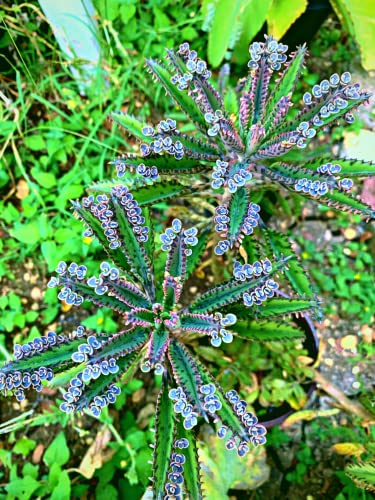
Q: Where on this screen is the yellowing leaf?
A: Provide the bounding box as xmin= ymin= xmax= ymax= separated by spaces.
xmin=75 ymin=428 xmax=114 ymax=479
xmin=331 ymin=442 xmax=366 ymax=456
xmin=16 ymin=180 xmax=30 ymax=200
xmin=267 ymin=0 xmax=308 ymax=39
xmin=282 ymin=408 xmax=340 ymax=427
xmin=233 ymin=0 xmax=273 ymax=64
xmin=330 ymin=0 xmax=375 ymax=71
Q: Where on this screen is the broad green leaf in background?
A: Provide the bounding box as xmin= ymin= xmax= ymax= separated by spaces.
xmin=10 ymin=222 xmax=41 ymax=245
xmin=199 ymin=426 xmax=270 ymax=498
xmin=30 ymin=169 xmax=57 ymax=189
xmin=233 ymin=0 xmax=273 ymax=64
xmin=207 ymin=0 xmax=243 ymax=67
xmin=329 ymin=0 xmax=375 ymax=71
xmin=25 ymin=134 xmax=46 ymax=151
xmin=266 ymin=0 xmax=308 ymax=39
xmin=120 ymin=4 xmax=136 ymax=23
xmin=44 ymin=432 xmax=70 ymax=468
xmin=50 ymin=470 xmax=71 ymax=500
xmin=12 ymin=437 xmax=36 ymax=457
xmin=5 ymin=476 xmax=41 ymax=500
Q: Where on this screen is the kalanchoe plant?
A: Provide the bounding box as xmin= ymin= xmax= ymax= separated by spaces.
xmin=108 ymin=35 xmax=374 ymax=259
xmin=1 ymin=35 xmax=374 ymax=498
xmin=0 ymin=183 xmax=319 ymax=497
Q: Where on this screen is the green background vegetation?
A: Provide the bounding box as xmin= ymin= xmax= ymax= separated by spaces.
xmin=0 ymin=1 xmax=374 ymax=498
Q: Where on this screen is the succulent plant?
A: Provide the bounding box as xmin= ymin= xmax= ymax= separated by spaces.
xmin=1 ymin=34 xmax=374 ymax=498
xmin=109 ymin=34 xmax=374 ymax=258
xmin=0 ymin=182 xmax=320 ymax=496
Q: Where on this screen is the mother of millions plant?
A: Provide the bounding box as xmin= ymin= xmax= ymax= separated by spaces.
xmin=1 ymin=35 xmax=374 ymax=498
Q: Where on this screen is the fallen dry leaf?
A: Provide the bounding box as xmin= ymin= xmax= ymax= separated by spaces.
xmin=132 ymin=387 xmax=146 ymax=403
xmin=74 ymin=427 xmax=114 ymax=479
xmin=360 ymin=324 xmax=374 ymax=344
xmin=16 ymin=179 xmax=29 ymax=199
xmin=32 ymin=443 xmax=45 ymax=464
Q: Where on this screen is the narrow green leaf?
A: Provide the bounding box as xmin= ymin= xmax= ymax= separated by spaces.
xmin=169 ymin=132 xmax=220 ymax=157
xmin=63 ymin=279 xmax=147 ymax=312
xmin=166 ymin=48 xmax=225 ymax=117
xmin=196 ymin=79 xmax=225 ymax=117
xmin=74 ymin=353 xmax=139 ymax=411
xmin=134 ymin=180 xmax=190 ymax=205
xmin=73 ymin=202 xmax=131 ymax=274
xmin=345 ymin=462 xmax=375 ymax=492
xmin=176 ymin=421 xmax=203 ymax=499
xmin=168 ymin=341 xmax=206 ymax=416
xmin=90 ymin=328 xmax=149 ymax=363
xmin=228 ymin=187 xmax=249 ymax=244
xmin=142 ymin=206 xmax=154 ymax=266
xmin=224 ymin=297 xmax=319 ymax=319
xmin=301 ymin=157 xmax=375 ymax=177
xmin=105 ymin=280 xmax=151 ymax=309
xmin=166 ymin=234 xmax=187 ymax=279
xmin=188 ymin=353 xmax=250 ymax=442
xmin=241 ymin=234 xmax=263 ymax=263
xmin=186 ymin=228 xmax=209 ymax=279
xmin=1 ymin=336 xmax=83 ymax=374
xmin=179 ymin=312 xmax=213 ymax=332
xmin=110 ymin=112 xmax=151 ymax=142
xmin=189 ymin=259 xmax=288 ymax=313
xmin=265 ymin=163 xmax=375 ymax=219
xmin=281 ymin=92 xmax=370 ymax=136
xmin=320 ymin=188 xmax=375 ymax=219
xmin=114 ymin=153 xmax=211 ymax=174
xmin=233 ymin=319 xmax=305 ymax=341
xmin=265 ymin=229 xmax=314 ymax=299
xmin=264 ymin=45 xmax=307 ymax=131
xmin=112 ymin=197 xmax=154 ymax=292
xmin=127 ymin=308 xmax=155 ymax=326
xmin=152 ymin=377 xmax=176 ymax=500
xmin=149 ymin=327 xmax=169 ymax=365
xmin=146 ymin=59 xmax=207 ymax=130
xmin=89 ymin=179 xmax=190 ymax=204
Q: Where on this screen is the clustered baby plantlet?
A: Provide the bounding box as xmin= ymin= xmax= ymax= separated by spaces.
xmin=1 ymin=35 xmax=374 ymax=498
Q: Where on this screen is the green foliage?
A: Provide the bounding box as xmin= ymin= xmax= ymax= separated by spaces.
xmin=152 ymin=378 xmax=176 ymax=499
xmin=207 ymin=0 xmax=243 ymax=67
xmin=199 ymin=428 xmax=270 ymax=497
xmin=202 ymin=0 xmax=374 ymax=70
xmin=0 ymin=430 xmax=72 ymax=500
xmin=0 ymin=4 xmax=374 ymax=499
xmin=299 ymin=231 xmax=374 ymax=323
xmin=286 ymin=442 xmax=316 ymax=484
xmin=233 ymin=319 xmax=305 ymax=341
xmin=345 ymin=462 xmax=375 ymax=493
xmin=329 ymin=0 xmax=375 ymax=71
